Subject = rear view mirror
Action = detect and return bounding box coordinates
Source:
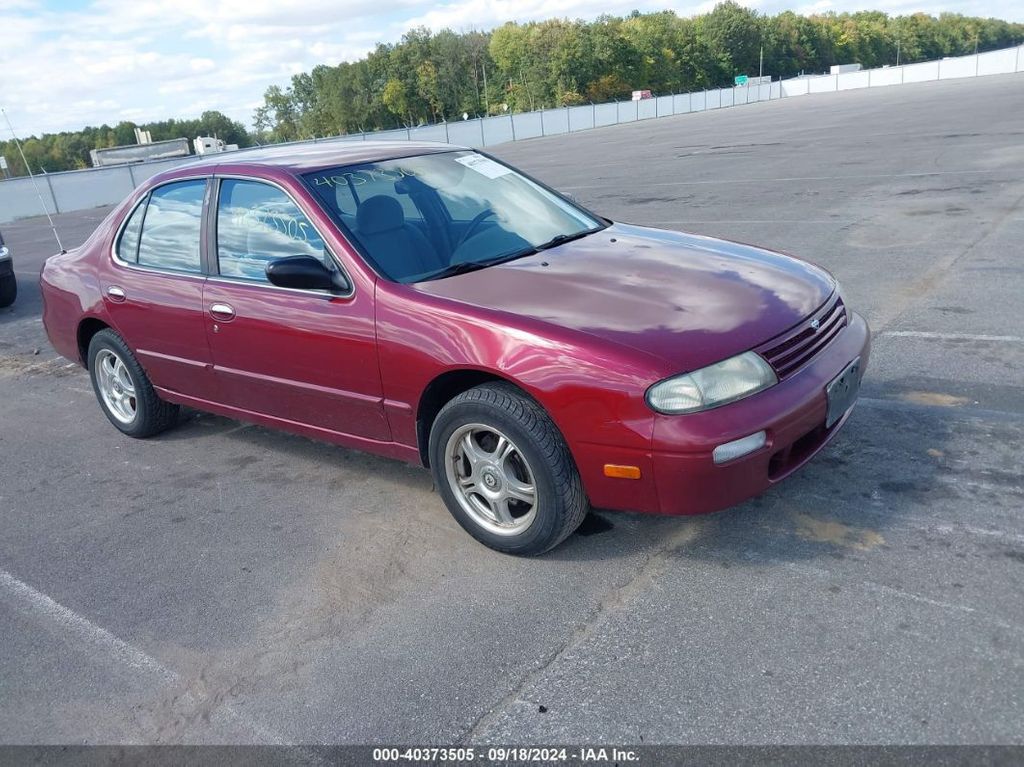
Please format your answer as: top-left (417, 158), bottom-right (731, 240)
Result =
top-left (266, 255), bottom-right (349, 292)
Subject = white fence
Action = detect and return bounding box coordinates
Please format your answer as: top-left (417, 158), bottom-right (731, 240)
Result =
top-left (2, 44), bottom-right (1022, 225)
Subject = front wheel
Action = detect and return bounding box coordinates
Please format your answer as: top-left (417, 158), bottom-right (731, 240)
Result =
top-left (87, 329), bottom-right (179, 438)
top-left (429, 383), bottom-right (588, 555)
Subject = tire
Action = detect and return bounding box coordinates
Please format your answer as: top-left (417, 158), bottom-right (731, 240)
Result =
top-left (429, 382), bottom-right (588, 555)
top-left (0, 274), bottom-right (15, 308)
top-left (87, 329), bottom-right (179, 438)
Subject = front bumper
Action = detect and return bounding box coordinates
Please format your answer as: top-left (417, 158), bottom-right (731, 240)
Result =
top-left (648, 311), bottom-right (871, 515)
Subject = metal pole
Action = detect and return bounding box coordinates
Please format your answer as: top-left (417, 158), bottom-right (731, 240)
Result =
top-left (44, 172), bottom-right (59, 215)
top-left (1, 107), bottom-right (63, 251)
top-left (482, 59), bottom-right (489, 115)
top-left (759, 45), bottom-right (764, 79)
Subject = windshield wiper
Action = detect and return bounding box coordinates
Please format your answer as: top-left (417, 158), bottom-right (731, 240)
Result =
top-left (534, 226), bottom-right (605, 252)
top-left (421, 252), bottom-right (527, 282)
top-left (420, 226), bottom-right (606, 282)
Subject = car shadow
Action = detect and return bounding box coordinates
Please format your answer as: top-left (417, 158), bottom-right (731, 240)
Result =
top-left (151, 388), bottom-right (946, 571)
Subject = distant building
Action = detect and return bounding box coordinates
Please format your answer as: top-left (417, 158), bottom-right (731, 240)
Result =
top-left (89, 138), bottom-right (190, 168)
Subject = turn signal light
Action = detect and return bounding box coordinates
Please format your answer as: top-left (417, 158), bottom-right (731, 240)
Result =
top-left (604, 464), bottom-right (641, 479)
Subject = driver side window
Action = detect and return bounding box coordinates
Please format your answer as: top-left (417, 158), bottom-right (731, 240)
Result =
top-left (216, 179), bottom-right (327, 282)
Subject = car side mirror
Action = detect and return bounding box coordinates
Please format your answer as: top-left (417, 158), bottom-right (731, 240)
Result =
top-left (266, 255), bottom-right (349, 292)
top-left (563, 192), bottom-right (578, 203)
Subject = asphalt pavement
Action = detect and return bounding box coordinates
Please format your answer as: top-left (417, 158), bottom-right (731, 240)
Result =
top-left (0, 73), bottom-right (1022, 746)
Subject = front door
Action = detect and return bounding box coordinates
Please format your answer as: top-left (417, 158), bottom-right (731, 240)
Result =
top-left (202, 177), bottom-right (389, 441)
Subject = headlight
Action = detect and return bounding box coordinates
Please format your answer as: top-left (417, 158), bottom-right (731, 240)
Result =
top-left (0, 246), bottom-right (8, 259)
top-left (646, 352), bottom-right (778, 414)
top-left (833, 279), bottom-right (851, 322)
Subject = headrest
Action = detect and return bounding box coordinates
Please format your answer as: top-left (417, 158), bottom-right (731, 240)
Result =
top-left (356, 195), bottom-right (404, 235)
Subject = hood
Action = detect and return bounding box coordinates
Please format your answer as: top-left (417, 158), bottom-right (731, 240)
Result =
top-left (415, 223), bottom-right (835, 372)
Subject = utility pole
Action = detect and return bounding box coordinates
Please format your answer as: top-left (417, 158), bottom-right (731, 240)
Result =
top-left (759, 45), bottom-right (764, 79)
top-left (482, 58), bottom-right (489, 116)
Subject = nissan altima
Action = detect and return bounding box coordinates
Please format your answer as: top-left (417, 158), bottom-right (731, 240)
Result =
top-left (40, 142), bottom-right (869, 555)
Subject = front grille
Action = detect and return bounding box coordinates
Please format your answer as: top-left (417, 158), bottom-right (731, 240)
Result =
top-left (757, 292), bottom-right (847, 379)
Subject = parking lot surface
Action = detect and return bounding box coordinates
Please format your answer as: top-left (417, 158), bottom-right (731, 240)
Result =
top-left (1, 73), bottom-right (1022, 745)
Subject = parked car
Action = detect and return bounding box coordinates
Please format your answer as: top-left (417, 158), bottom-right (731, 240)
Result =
top-left (0, 229), bottom-right (16, 307)
top-left (40, 142), bottom-right (869, 555)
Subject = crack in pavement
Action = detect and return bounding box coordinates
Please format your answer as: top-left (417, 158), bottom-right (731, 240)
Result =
top-left (458, 519), bottom-right (708, 743)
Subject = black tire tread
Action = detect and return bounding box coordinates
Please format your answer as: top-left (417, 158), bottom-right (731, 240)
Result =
top-left (434, 382), bottom-right (588, 554)
top-left (88, 329), bottom-right (178, 438)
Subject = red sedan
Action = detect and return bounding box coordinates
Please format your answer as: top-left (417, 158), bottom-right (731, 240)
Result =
top-left (41, 142), bottom-right (869, 555)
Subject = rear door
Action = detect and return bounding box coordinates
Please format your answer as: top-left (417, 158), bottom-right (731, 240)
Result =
top-left (201, 176), bottom-right (389, 441)
top-left (102, 178), bottom-right (218, 400)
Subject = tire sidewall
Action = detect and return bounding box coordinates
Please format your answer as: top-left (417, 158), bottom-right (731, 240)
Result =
top-left (87, 331), bottom-right (153, 437)
top-left (430, 395), bottom-right (570, 555)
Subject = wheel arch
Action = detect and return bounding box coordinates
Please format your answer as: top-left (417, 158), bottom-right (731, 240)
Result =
top-left (77, 316), bottom-right (112, 369)
top-left (416, 368), bottom-right (540, 467)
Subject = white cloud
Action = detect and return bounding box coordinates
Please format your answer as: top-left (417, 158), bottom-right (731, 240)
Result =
top-left (0, 0), bottom-right (1021, 136)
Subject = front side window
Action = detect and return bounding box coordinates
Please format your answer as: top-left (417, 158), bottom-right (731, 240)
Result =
top-left (216, 179), bottom-right (328, 282)
top-left (304, 151), bottom-right (603, 283)
top-left (137, 180), bottom-right (206, 273)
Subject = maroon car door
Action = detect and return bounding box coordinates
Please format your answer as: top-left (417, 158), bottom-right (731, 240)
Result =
top-left (201, 177), bottom-right (389, 441)
top-left (102, 178), bottom-right (218, 400)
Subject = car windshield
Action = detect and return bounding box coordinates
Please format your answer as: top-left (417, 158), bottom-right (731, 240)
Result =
top-left (303, 150), bottom-right (604, 283)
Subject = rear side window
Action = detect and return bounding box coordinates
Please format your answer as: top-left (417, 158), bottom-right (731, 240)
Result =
top-left (216, 179), bottom-right (328, 282)
top-left (137, 180), bottom-right (206, 273)
top-left (116, 199), bottom-right (146, 263)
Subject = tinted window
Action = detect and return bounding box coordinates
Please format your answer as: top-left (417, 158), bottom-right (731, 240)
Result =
top-left (137, 180), bottom-right (206, 273)
top-left (216, 180), bottom-right (328, 282)
top-left (116, 199), bottom-right (146, 263)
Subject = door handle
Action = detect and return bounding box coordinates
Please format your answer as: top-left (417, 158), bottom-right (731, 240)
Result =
top-left (106, 286), bottom-right (126, 301)
top-left (209, 303), bottom-right (235, 320)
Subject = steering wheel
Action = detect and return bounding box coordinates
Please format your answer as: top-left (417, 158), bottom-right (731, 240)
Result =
top-left (453, 209), bottom-right (496, 254)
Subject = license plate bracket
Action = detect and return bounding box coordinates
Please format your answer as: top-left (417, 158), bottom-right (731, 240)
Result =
top-left (826, 356), bottom-right (862, 429)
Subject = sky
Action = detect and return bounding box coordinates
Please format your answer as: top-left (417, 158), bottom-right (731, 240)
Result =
top-left (1, 0), bottom-right (1021, 136)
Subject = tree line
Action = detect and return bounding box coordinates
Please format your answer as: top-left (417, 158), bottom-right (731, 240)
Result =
top-left (0, 111), bottom-right (251, 178)
top-left (2, 4), bottom-right (1022, 177)
top-left (253, 4), bottom-right (1024, 141)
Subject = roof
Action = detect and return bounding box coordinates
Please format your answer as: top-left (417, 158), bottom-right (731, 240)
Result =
top-left (178, 139), bottom-right (465, 175)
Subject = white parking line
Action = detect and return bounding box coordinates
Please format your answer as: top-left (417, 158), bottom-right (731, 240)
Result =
top-left (0, 567), bottom-right (287, 745)
top-left (561, 168), bottom-right (1007, 190)
top-left (879, 331), bottom-right (1024, 343)
top-left (0, 568), bottom-right (176, 682)
top-left (643, 219), bottom-right (839, 225)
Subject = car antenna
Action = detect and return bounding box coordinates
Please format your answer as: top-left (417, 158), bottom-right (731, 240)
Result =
top-left (1, 107), bottom-right (66, 254)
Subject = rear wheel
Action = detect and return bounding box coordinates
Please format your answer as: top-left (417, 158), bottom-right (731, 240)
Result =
top-left (87, 329), bottom-right (179, 438)
top-left (429, 383), bottom-right (588, 555)
top-left (0, 274), bottom-right (16, 308)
